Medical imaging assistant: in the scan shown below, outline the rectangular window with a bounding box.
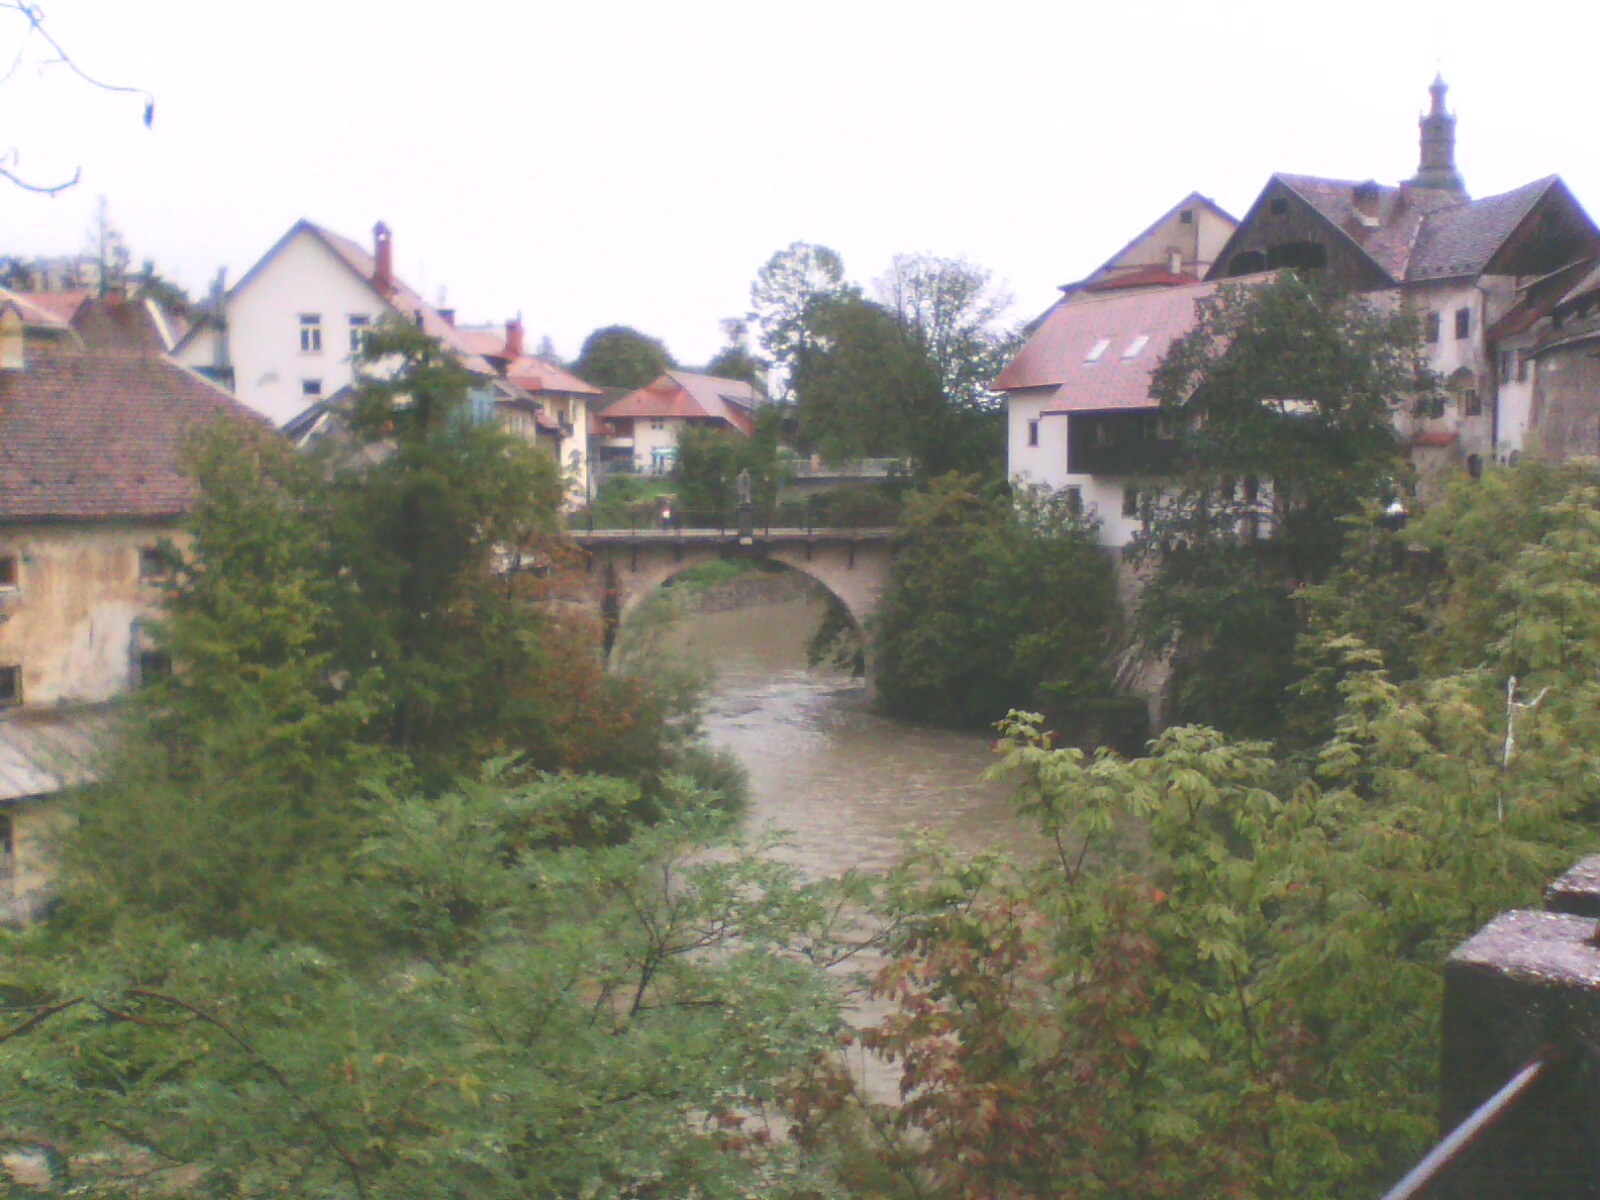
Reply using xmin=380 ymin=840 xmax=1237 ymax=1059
xmin=649 ymin=418 xmax=666 ymax=431
xmin=1461 ymin=388 xmax=1482 ymax=417
xmin=1424 ymin=312 xmax=1441 ymax=344
xmin=1121 ymin=485 xmax=1139 ymax=518
xmin=0 ymin=665 xmax=19 ymax=707
xmin=1455 ymin=307 xmax=1471 ymax=339
xmin=1270 ymin=197 xmax=1289 ymax=216
xmin=137 ymin=650 xmax=173 ymax=687
xmin=299 ymin=313 xmax=323 ymax=353
xmin=1027 ymin=420 xmax=1039 ymax=447
xmin=1064 ymin=486 xmax=1082 ymax=516
xmin=138 ymin=546 xmax=171 ymax=584
xmin=1498 ymin=350 xmax=1512 ymax=380
xmin=1516 ymin=352 xmax=1529 ymax=383
xmin=348 ymin=314 xmax=370 ymax=354
xmin=1179 ymin=209 xmax=1194 ymax=224
xmin=302 ymin=379 xmax=323 ymax=398
xmin=0 ymin=554 xmax=16 ymax=590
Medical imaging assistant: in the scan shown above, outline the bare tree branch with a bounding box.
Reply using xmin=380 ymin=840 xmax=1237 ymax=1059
xmin=0 ymin=156 xmax=78 ymax=195
xmin=0 ymin=1 xmax=152 ymax=194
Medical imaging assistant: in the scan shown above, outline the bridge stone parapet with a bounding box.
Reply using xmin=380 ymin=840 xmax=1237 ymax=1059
xmin=567 ymin=527 xmax=896 ymax=637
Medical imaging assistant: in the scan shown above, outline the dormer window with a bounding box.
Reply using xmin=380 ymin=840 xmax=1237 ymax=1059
xmin=299 ymin=313 xmax=323 ymax=353
xmin=1084 ymin=337 xmax=1111 ymax=363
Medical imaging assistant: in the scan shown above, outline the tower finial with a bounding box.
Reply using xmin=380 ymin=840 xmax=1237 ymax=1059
xmin=1410 ymin=73 xmax=1467 ymax=197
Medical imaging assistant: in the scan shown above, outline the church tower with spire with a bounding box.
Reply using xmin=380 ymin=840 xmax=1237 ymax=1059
xmin=1410 ymin=73 xmax=1468 ymax=197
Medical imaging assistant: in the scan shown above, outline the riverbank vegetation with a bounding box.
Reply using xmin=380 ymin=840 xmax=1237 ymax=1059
xmin=8 ymin=302 xmax=1600 ymax=1198
xmin=873 ymin=475 xmax=1125 ymax=733
xmin=0 ymin=326 xmax=843 ymax=1195
xmin=1132 ymin=274 xmax=1432 ymax=739
xmin=794 ymin=455 xmax=1600 ymax=1198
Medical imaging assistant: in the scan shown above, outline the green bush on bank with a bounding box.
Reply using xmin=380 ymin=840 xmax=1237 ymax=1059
xmin=873 ymin=474 xmax=1122 ymax=729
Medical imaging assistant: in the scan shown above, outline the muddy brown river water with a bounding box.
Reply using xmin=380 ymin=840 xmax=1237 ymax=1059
xmin=660 ymin=594 xmax=1034 ymax=876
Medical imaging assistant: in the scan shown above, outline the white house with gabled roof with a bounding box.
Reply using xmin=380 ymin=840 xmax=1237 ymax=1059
xmin=176 ymin=220 xmax=494 ymax=428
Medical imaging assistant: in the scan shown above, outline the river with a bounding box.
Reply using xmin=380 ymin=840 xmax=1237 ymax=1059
xmin=661 ymin=594 xmax=1032 ymax=877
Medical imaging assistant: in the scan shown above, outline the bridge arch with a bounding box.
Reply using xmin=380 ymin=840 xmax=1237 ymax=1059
xmin=569 ymin=528 xmax=895 ymax=679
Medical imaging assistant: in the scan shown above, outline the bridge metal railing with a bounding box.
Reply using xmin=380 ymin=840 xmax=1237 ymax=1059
xmin=567 ymin=499 xmax=902 ymax=537
xmin=1377 ymin=1057 xmax=1550 ymax=1200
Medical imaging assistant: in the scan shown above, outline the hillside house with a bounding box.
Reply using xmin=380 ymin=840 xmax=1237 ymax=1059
xmin=997 ymin=279 xmax=1216 ymax=544
xmin=594 ymin=370 xmax=760 ymax=475
xmin=1208 ymin=76 xmax=1600 ymax=478
xmin=456 ymin=319 xmax=602 ymax=501
xmin=1062 ymin=192 xmax=1237 ymax=301
xmin=999 ymin=77 xmax=1600 ymax=534
xmin=176 ymin=220 xmax=497 ymax=427
xmin=0 ymin=289 xmax=261 ymax=921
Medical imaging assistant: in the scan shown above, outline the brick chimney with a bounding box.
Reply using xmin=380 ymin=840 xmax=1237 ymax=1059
xmin=505 ymin=316 xmax=524 ymax=358
xmin=373 ymin=222 xmax=394 ymax=294
xmin=1352 ymin=180 xmax=1382 ymax=221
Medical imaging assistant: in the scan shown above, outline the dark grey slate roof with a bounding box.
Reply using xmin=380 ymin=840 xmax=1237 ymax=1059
xmin=1406 ymin=177 xmax=1559 ymax=282
xmin=1276 ymin=174 xmax=1457 ymax=283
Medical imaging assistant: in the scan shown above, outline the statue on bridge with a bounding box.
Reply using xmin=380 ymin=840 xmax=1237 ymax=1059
xmin=736 ymin=468 xmax=754 ymax=543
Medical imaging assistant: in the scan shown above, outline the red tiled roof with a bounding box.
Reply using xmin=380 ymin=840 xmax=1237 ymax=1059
xmin=14 ymin=290 xmax=92 ymax=325
xmin=1083 ymin=266 xmax=1199 ymax=292
xmin=0 ymin=303 xmax=266 ymax=521
xmin=18 ymin=291 xmax=172 ymax=354
xmin=306 ymin=224 xmax=494 ymax=374
xmin=597 ymin=370 xmax=758 ymax=434
xmin=993 ymin=279 xmax=1219 ymax=411
xmin=1069 ymin=192 xmax=1237 ymax=291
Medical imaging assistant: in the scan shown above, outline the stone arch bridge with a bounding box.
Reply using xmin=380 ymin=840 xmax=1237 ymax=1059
xmin=566 ymin=523 xmax=896 ymax=648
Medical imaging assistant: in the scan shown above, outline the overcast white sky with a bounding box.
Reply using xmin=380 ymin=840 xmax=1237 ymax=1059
xmin=4 ymin=0 xmax=1598 ymax=366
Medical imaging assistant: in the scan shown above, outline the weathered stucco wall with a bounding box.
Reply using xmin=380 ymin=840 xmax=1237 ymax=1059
xmin=0 ymin=521 xmax=178 ymax=706
xmin=1531 ymin=338 xmax=1600 ymax=460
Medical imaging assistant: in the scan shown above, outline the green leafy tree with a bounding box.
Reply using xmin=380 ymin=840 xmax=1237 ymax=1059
xmin=7 ymin=779 xmax=861 ymax=1197
xmin=0 ymin=319 xmax=861 ymax=1195
xmin=1134 ymin=273 xmax=1428 ymax=737
xmin=873 ymin=475 xmax=1119 ymax=727
xmin=792 ymin=291 xmax=1005 ymax=480
xmin=705 ymin=317 xmax=768 ymax=389
xmin=874 ymin=253 xmax=1018 ymax=413
xmin=571 ymin=324 xmax=677 ymax=389
xmin=799 ymin=659 xmax=1598 ymax=1198
xmin=789 ymin=254 xmax=1014 ymax=482
xmin=747 ymin=241 xmax=850 ymax=396
xmin=673 ymin=406 xmax=786 ymax=512
xmin=62 ymin=422 xmax=394 ymax=943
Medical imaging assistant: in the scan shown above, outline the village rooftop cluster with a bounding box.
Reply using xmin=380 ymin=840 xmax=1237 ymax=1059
xmin=4 ymin=76 xmax=1600 ymax=919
